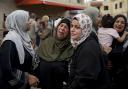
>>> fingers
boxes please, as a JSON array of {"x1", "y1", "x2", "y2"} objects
[{"x1": 28, "y1": 74, "x2": 40, "y2": 87}]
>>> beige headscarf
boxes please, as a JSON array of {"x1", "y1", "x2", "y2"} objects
[{"x1": 71, "y1": 14, "x2": 93, "y2": 48}]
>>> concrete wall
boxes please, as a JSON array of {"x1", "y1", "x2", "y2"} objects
[
  {"x1": 100, "y1": 0, "x2": 128, "y2": 17},
  {"x1": 0, "y1": 0, "x2": 18, "y2": 41},
  {"x1": 0, "y1": 0, "x2": 18, "y2": 30}
]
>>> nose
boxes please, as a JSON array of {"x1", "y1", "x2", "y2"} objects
[
  {"x1": 59, "y1": 26, "x2": 65, "y2": 32},
  {"x1": 118, "y1": 22, "x2": 122, "y2": 26},
  {"x1": 71, "y1": 26, "x2": 75, "y2": 32}
]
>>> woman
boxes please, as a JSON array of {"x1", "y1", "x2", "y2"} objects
[
  {"x1": 65, "y1": 14, "x2": 111, "y2": 89},
  {"x1": 98, "y1": 14, "x2": 128, "y2": 54},
  {"x1": 108, "y1": 14, "x2": 128, "y2": 89},
  {"x1": 83, "y1": 6, "x2": 100, "y2": 33},
  {"x1": 37, "y1": 18, "x2": 74, "y2": 89},
  {"x1": 0, "y1": 10, "x2": 40, "y2": 89},
  {"x1": 38, "y1": 15, "x2": 52, "y2": 40}
]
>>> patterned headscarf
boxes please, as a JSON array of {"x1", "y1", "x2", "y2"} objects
[{"x1": 71, "y1": 14, "x2": 93, "y2": 48}]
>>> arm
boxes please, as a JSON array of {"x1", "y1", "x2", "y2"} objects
[
  {"x1": 0, "y1": 41, "x2": 24, "y2": 88},
  {"x1": 116, "y1": 31, "x2": 128, "y2": 42}
]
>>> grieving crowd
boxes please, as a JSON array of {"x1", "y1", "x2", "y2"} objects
[{"x1": 0, "y1": 6, "x2": 128, "y2": 89}]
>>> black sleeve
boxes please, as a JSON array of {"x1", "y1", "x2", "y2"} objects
[
  {"x1": 69, "y1": 40, "x2": 101, "y2": 89},
  {"x1": 0, "y1": 40, "x2": 24, "y2": 88}
]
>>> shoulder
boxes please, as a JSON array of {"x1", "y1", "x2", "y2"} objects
[
  {"x1": 1, "y1": 40, "x2": 17, "y2": 53},
  {"x1": 79, "y1": 37, "x2": 99, "y2": 52},
  {"x1": 1, "y1": 40, "x2": 15, "y2": 47}
]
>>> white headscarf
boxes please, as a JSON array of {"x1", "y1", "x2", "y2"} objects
[
  {"x1": 71, "y1": 14, "x2": 93, "y2": 48},
  {"x1": 2, "y1": 10, "x2": 35, "y2": 64}
]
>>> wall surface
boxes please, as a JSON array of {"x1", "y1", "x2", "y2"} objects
[{"x1": 0, "y1": 0, "x2": 18, "y2": 29}]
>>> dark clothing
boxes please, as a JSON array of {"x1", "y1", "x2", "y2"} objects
[
  {"x1": 37, "y1": 18, "x2": 74, "y2": 89},
  {"x1": 108, "y1": 39, "x2": 126, "y2": 89},
  {"x1": 0, "y1": 40, "x2": 35, "y2": 89},
  {"x1": 0, "y1": 68, "x2": 3, "y2": 87},
  {"x1": 110, "y1": 44, "x2": 128, "y2": 89},
  {"x1": 66, "y1": 32, "x2": 111, "y2": 89},
  {"x1": 39, "y1": 59, "x2": 69, "y2": 89}
]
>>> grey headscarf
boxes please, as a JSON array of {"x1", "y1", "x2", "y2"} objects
[
  {"x1": 83, "y1": 7, "x2": 99, "y2": 33},
  {"x1": 1, "y1": 10, "x2": 40, "y2": 88},
  {"x1": 3, "y1": 10, "x2": 38, "y2": 65}
]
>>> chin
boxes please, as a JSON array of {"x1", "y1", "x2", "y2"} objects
[{"x1": 72, "y1": 36, "x2": 76, "y2": 40}]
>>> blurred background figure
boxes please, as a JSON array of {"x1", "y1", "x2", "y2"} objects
[
  {"x1": 83, "y1": 6, "x2": 100, "y2": 34},
  {"x1": 28, "y1": 12, "x2": 38, "y2": 48},
  {"x1": 37, "y1": 15, "x2": 52, "y2": 46}
]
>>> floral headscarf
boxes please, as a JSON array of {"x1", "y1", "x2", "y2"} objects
[{"x1": 71, "y1": 14, "x2": 93, "y2": 48}]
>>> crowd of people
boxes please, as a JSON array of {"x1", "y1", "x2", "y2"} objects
[{"x1": 0, "y1": 6, "x2": 128, "y2": 89}]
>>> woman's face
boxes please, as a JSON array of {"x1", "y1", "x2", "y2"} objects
[
  {"x1": 26, "y1": 18, "x2": 33, "y2": 31},
  {"x1": 113, "y1": 17, "x2": 125, "y2": 33},
  {"x1": 71, "y1": 19, "x2": 82, "y2": 41},
  {"x1": 57, "y1": 23, "x2": 69, "y2": 40}
]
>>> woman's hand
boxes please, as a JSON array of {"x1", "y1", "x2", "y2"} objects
[
  {"x1": 101, "y1": 45, "x2": 112, "y2": 54},
  {"x1": 28, "y1": 74, "x2": 39, "y2": 87}
]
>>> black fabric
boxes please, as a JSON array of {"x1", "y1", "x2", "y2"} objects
[
  {"x1": 38, "y1": 59, "x2": 69, "y2": 89},
  {"x1": 58, "y1": 18, "x2": 70, "y2": 30},
  {"x1": 113, "y1": 45, "x2": 128, "y2": 89},
  {"x1": 0, "y1": 49, "x2": 4, "y2": 89},
  {"x1": 66, "y1": 32, "x2": 111, "y2": 89},
  {"x1": 109, "y1": 38, "x2": 128, "y2": 89},
  {"x1": 0, "y1": 40, "x2": 34, "y2": 89}
]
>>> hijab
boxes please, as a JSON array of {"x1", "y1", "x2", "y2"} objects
[
  {"x1": 71, "y1": 14, "x2": 93, "y2": 48},
  {"x1": 83, "y1": 7, "x2": 99, "y2": 33},
  {"x1": 37, "y1": 18, "x2": 74, "y2": 61},
  {"x1": 2, "y1": 10, "x2": 39, "y2": 67}
]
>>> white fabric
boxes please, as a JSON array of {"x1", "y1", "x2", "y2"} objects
[
  {"x1": 54, "y1": 18, "x2": 62, "y2": 28},
  {"x1": 98, "y1": 27, "x2": 120, "y2": 47},
  {"x1": 2, "y1": 10, "x2": 35, "y2": 64},
  {"x1": 71, "y1": 14, "x2": 92, "y2": 48}
]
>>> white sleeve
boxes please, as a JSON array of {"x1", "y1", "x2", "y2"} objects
[{"x1": 109, "y1": 29, "x2": 120, "y2": 38}]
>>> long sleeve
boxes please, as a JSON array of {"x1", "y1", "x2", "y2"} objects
[
  {"x1": 69, "y1": 38, "x2": 102, "y2": 89},
  {"x1": 0, "y1": 40, "x2": 25, "y2": 88}
]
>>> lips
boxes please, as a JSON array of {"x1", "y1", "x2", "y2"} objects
[
  {"x1": 117, "y1": 27, "x2": 122, "y2": 29},
  {"x1": 71, "y1": 33, "x2": 76, "y2": 36},
  {"x1": 58, "y1": 31, "x2": 64, "y2": 35}
]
